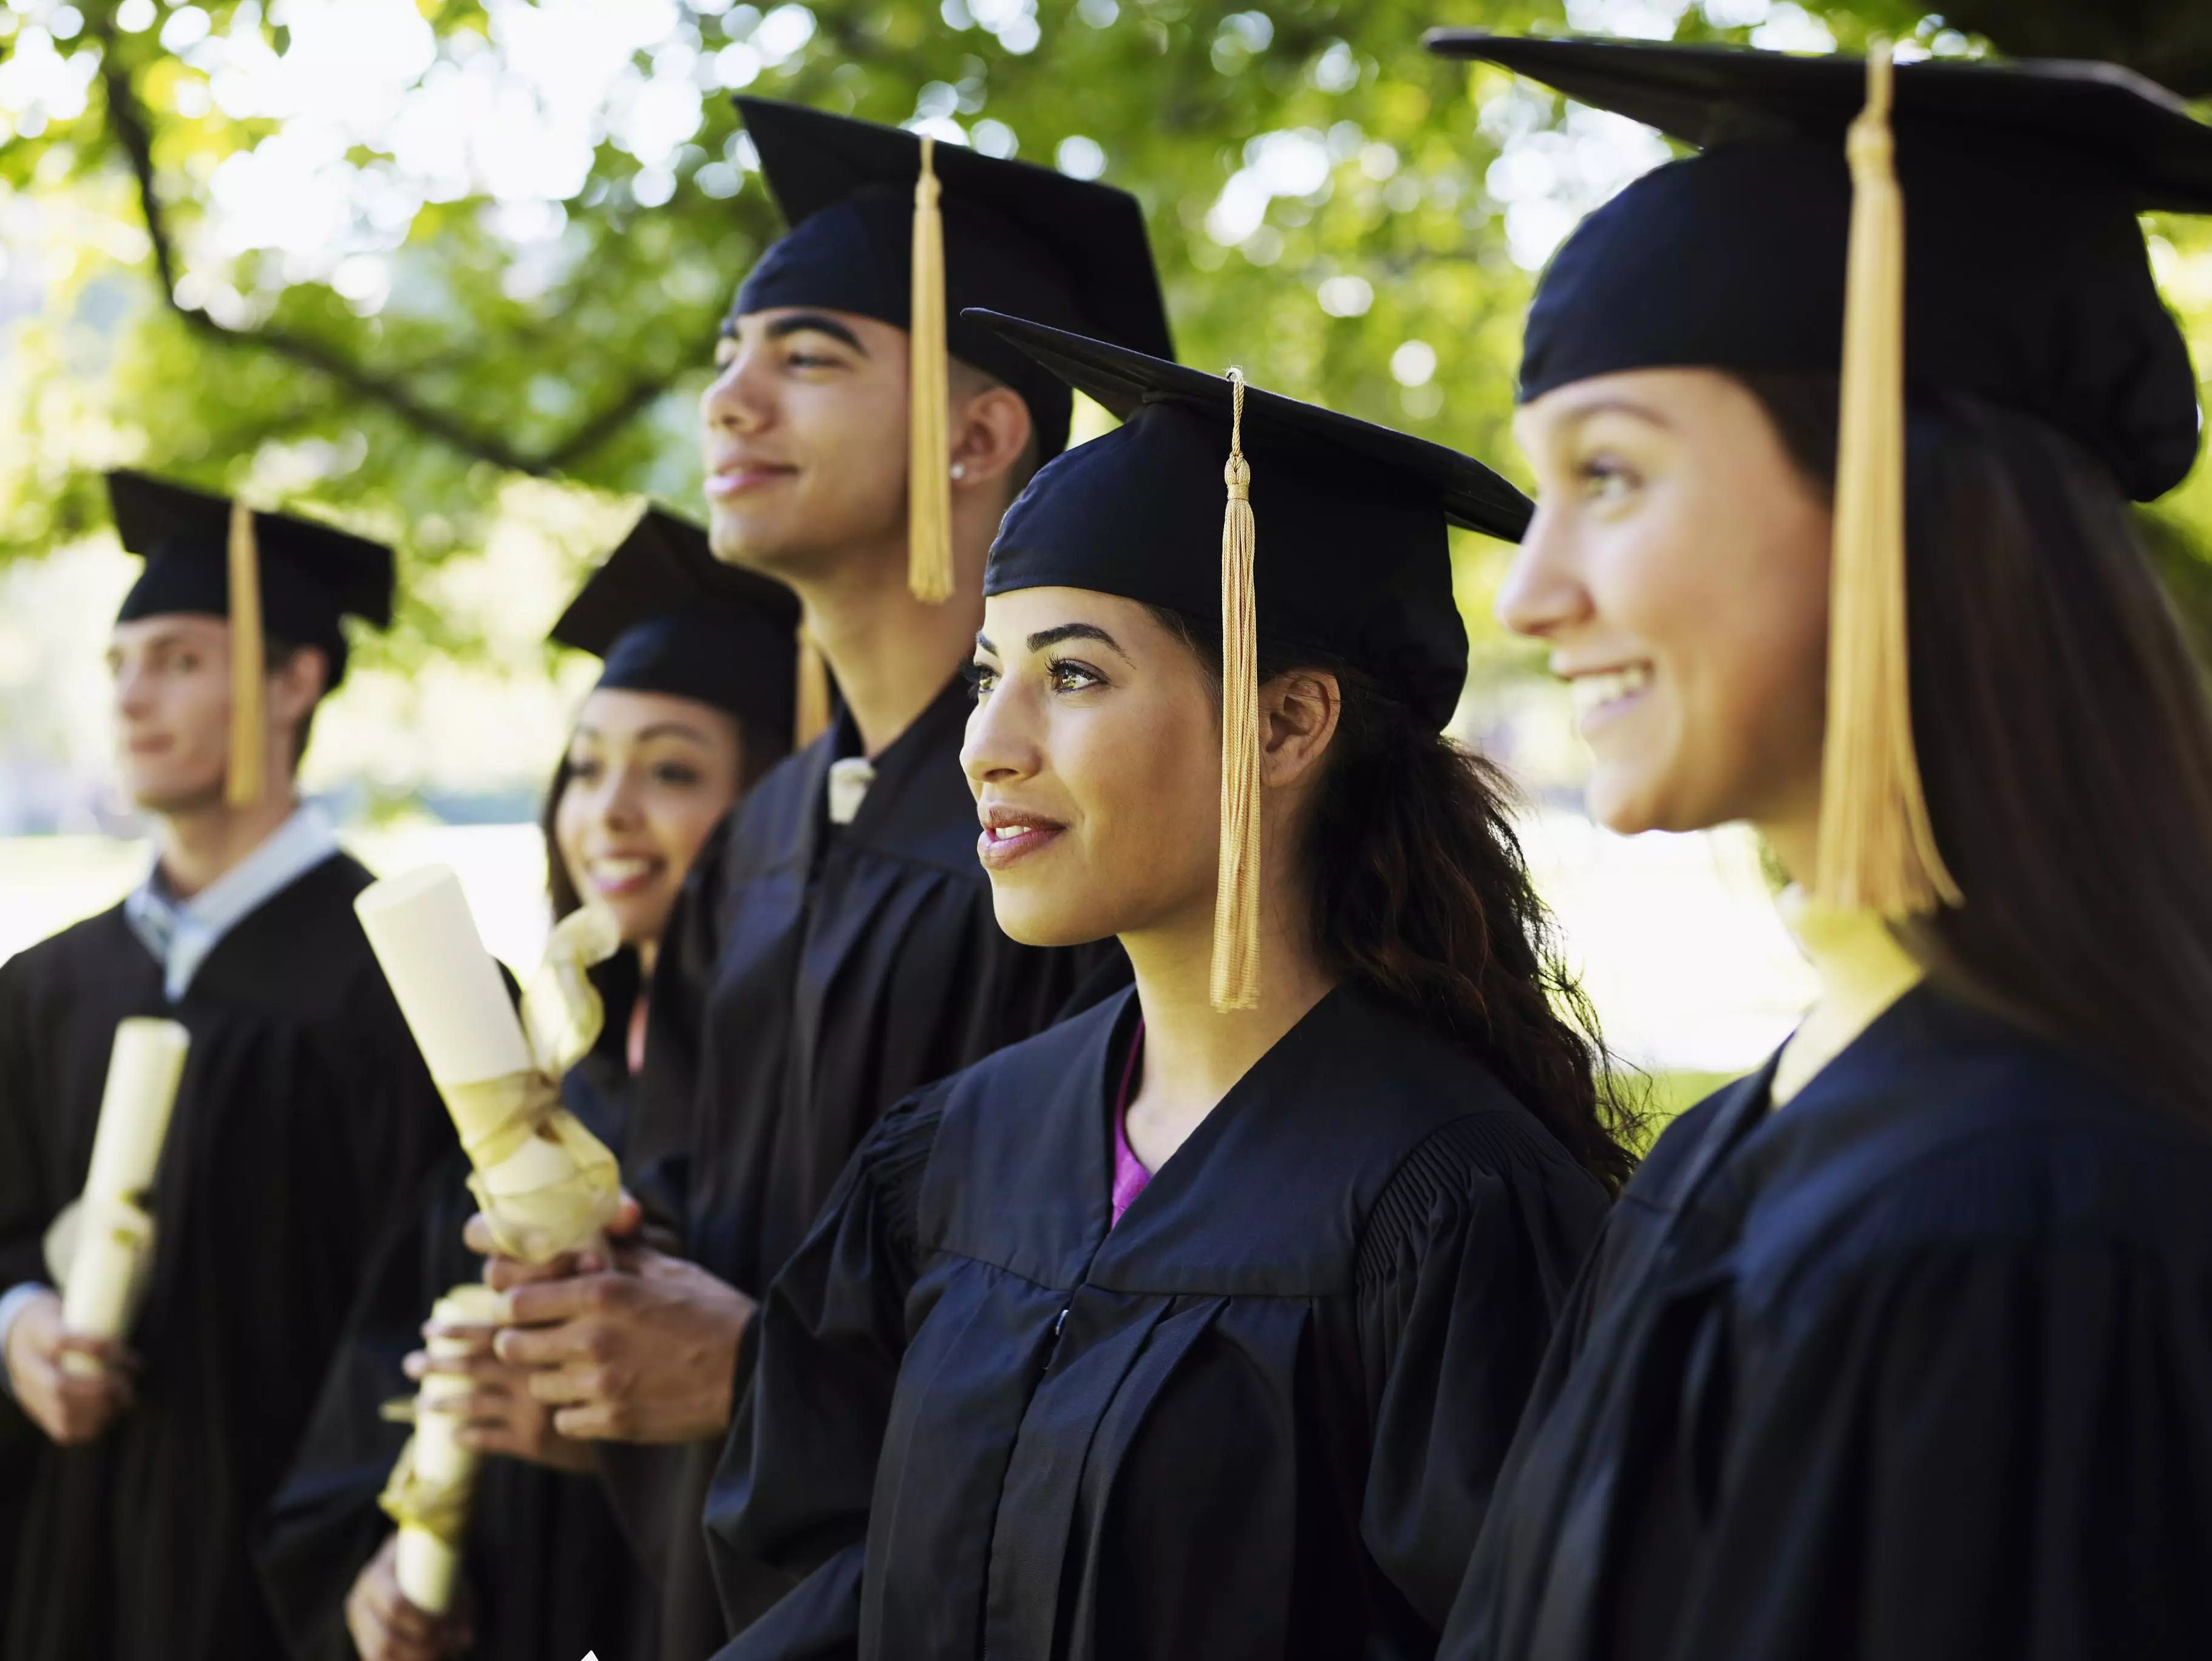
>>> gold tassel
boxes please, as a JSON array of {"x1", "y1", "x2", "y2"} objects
[
  {"x1": 793, "y1": 622, "x2": 831, "y2": 750},
  {"x1": 1814, "y1": 43, "x2": 1961, "y2": 916},
  {"x1": 225, "y1": 498, "x2": 266, "y2": 808},
  {"x1": 907, "y1": 135, "x2": 955, "y2": 604},
  {"x1": 1210, "y1": 369, "x2": 1262, "y2": 1013}
]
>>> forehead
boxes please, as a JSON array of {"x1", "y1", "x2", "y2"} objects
[
  {"x1": 573, "y1": 686, "x2": 735, "y2": 740},
  {"x1": 110, "y1": 613, "x2": 228, "y2": 652}
]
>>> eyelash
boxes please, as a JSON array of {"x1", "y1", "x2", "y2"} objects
[
  {"x1": 964, "y1": 658, "x2": 1107, "y2": 699},
  {"x1": 1577, "y1": 452, "x2": 1641, "y2": 498}
]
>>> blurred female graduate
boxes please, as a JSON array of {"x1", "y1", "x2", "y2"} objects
[
  {"x1": 698, "y1": 316, "x2": 1638, "y2": 1660},
  {"x1": 1421, "y1": 32, "x2": 2212, "y2": 1661},
  {"x1": 257, "y1": 509, "x2": 798, "y2": 1661}
]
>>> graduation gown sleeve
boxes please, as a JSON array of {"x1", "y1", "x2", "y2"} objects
[
  {"x1": 1616, "y1": 1221, "x2": 2212, "y2": 1661},
  {"x1": 702, "y1": 1090, "x2": 947, "y2": 1658},
  {"x1": 1355, "y1": 1114, "x2": 1608, "y2": 1630}
]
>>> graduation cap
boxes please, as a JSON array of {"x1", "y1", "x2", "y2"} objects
[
  {"x1": 1424, "y1": 33, "x2": 2212, "y2": 918},
  {"x1": 731, "y1": 99, "x2": 1174, "y2": 604},
  {"x1": 109, "y1": 469, "x2": 394, "y2": 809},
  {"x1": 550, "y1": 505, "x2": 812, "y2": 749},
  {"x1": 969, "y1": 308, "x2": 1532, "y2": 1010}
]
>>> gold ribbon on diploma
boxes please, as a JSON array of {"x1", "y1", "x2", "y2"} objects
[
  {"x1": 376, "y1": 1427, "x2": 473, "y2": 1547},
  {"x1": 446, "y1": 906, "x2": 625, "y2": 1263}
]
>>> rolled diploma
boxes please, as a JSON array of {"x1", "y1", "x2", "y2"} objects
[
  {"x1": 394, "y1": 1283, "x2": 508, "y2": 1614},
  {"x1": 353, "y1": 866, "x2": 531, "y2": 1093},
  {"x1": 61, "y1": 1018, "x2": 190, "y2": 1372}
]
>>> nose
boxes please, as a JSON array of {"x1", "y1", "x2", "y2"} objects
[
  {"x1": 112, "y1": 657, "x2": 152, "y2": 720},
  {"x1": 1495, "y1": 502, "x2": 1593, "y2": 643},
  {"x1": 591, "y1": 761, "x2": 647, "y2": 831},
  {"x1": 700, "y1": 338, "x2": 771, "y2": 437},
  {"x1": 960, "y1": 676, "x2": 1044, "y2": 793}
]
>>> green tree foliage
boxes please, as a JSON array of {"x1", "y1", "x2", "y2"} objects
[{"x1": 2, "y1": 0, "x2": 2208, "y2": 677}]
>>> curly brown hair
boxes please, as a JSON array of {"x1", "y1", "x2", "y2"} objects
[{"x1": 1154, "y1": 608, "x2": 1644, "y2": 1194}]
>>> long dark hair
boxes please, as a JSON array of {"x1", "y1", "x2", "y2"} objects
[
  {"x1": 1744, "y1": 373, "x2": 2212, "y2": 1128},
  {"x1": 1154, "y1": 609, "x2": 1643, "y2": 1193}
]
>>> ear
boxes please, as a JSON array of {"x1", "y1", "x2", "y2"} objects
[
  {"x1": 948, "y1": 382, "x2": 1035, "y2": 497},
  {"x1": 264, "y1": 644, "x2": 328, "y2": 740},
  {"x1": 1258, "y1": 669, "x2": 1341, "y2": 792}
]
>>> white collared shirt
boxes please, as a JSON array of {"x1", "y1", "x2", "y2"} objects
[{"x1": 123, "y1": 801, "x2": 344, "y2": 1002}]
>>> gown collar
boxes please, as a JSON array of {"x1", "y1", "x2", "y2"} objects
[{"x1": 124, "y1": 801, "x2": 342, "y2": 1001}]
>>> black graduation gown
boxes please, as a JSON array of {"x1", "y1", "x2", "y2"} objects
[
  {"x1": 614, "y1": 675, "x2": 1129, "y2": 1657},
  {"x1": 253, "y1": 959, "x2": 654, "y2": 1661},
  {"x1": 0, "y1": 853, "x2": 454, "y2": 1661},
  {"x1": 1440, "y1": 983, "x2": 2212, "y2": 1661},
  {"x1": 704, "y1": 983, "x2": 1612, "y2": 1661}
]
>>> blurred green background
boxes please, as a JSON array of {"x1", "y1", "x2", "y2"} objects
[{"x1": 1, "y1": 0, "x2": 2208, "y2": 1086}]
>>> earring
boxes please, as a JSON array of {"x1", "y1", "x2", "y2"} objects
[{"x1": 950, "y1": 462, "x2": 967, "y2": 480}]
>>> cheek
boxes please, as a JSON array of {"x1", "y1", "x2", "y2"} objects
[
  {"x1": 1064, "y1": 693, "x2": 1217, "y2": 903},
  {"x1": 553, "y1": 791, "x2": 594, "y2": 874},
  {"x1": 648, "y1": 792, "x2": 729, "y2": 876}
]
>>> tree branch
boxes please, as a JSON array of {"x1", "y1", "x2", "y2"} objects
[{"x1": 93, "y1": 20, "x2": 703, "y2": 482}]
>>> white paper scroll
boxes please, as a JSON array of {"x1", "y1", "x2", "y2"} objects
[
  {"x1": 59, "y1": 1017, "x2": 190, "y2": 1373},
  {"x1": 392, "y1": 1282, "x2": 509, "y2": 1614},
  {"x1": 354, "y1": 865, "x2": 532, "y2": 1091}
]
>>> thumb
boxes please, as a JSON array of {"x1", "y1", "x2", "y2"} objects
[{"x1": 608, "y1": 1192, "x2": 644, "y2": 1238}]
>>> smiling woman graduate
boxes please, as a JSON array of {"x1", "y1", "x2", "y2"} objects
[
  {"x1": 698, "y1": 318, "x2": 1634, "y2": 1661},
  {"x1": 256, "y1": 508, "x2": 798, "y2": 1661},
  {"x1": 1419, "y1": 33, "x2": 2212, "y2": 1661}
]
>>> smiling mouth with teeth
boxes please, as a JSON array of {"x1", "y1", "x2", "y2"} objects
[{"x1": 1569, "y1": 664, "x2": 1653, "y2": 725}]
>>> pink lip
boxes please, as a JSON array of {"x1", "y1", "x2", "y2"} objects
[
  {"x1": 705, "y1": 464, "x2": 795, "y2": 499},
  {"x1": 975, "y1": 822, "x2": 1064, "y2": 870}
]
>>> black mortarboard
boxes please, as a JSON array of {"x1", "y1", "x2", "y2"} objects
[
  {"x1": 1423, "y1": 33, "x2": 2212, "y2": 500},
  {"x1": 551, "y1": 506, "x2": 801, "y2": 743},
  {"x1": 972, "y1": 309, "x2": 1531, "y2": 1011},
  {"x1": 975, "y1": 312, "x2": 1529, "y2": 731},
  {"x1": 109, "y1": 469, "x2": 392, "y2": 686},
  {"x1": 109, "y1": 469, "x2": 395, "y2": 807},
  {"x1": 731, "y1": 99, "x2": 1174, "y2": 468}
]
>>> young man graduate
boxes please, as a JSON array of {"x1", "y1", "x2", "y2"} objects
[
  {"x1": 467, "y1": 100, "x2": 1174, "y2": 1657},
  {"x1": 0, "y1": 471, "x2": 453, "y2": 1661}
]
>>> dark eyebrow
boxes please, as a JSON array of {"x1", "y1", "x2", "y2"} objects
[
  {"x1": 764, "y1": 312, "x2": 867, "y2": 354},
  {"x1": 973, "y1": 632, "x2": 998, "y2": 657},
  {"x1": 1027, "y1": 622, "x2": 1128, "y2": 658}
]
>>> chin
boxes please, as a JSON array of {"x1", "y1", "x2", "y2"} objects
[
  {"x1": 1583, "y1": 765, "x2": 1667, "y2": 837},
  {"x1": 986, "y1": 883, "x2": 1117, "y2": 950},
  {"x1": 129, "y1": 778, "x2": 224, "y2": 816}
]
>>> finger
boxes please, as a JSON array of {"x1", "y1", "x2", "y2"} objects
[
  {"x1": 608, "y1": 1192, "x2": 643, "y2": 1236},
  {"x1": 502, "y1": 1274, "x2": 618, "y2": 1329},
  {"x1": 551, "y1": 1402, "x2": 619, "y2": 1441},
  {"x1": 490, "y1": 1320, "x2": 582, "y2": 1368},
  {"x1": 408, "y1": 1349, "x2": 513, "y2": 1385},
  {"x1": 526, "y1": 1363, "x2": 604, "y2": 1408},
  {"x1": 419, "y1": 1320, "x2": 502, "y2": 1351},
  {"x1": 54, "y1": 1334, "x2": 140, "y2": 1373}
]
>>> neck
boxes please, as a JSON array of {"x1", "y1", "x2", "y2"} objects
[
  {"x1": 154, "y1": 788, "x2": 299, "y2": 901},
  {"x1": 792, "y1": 517, "x2": 990, "y2": 759},
  {"x1": 1770, "y1": 884, "x2": 1925, "y2": 1105},
  {"x1": 1118, "y1": 891, "x2": 1338, "y2": 1168},
  {"x1": 635, "y1": 938, "x2": 658, "y2": 980}
]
